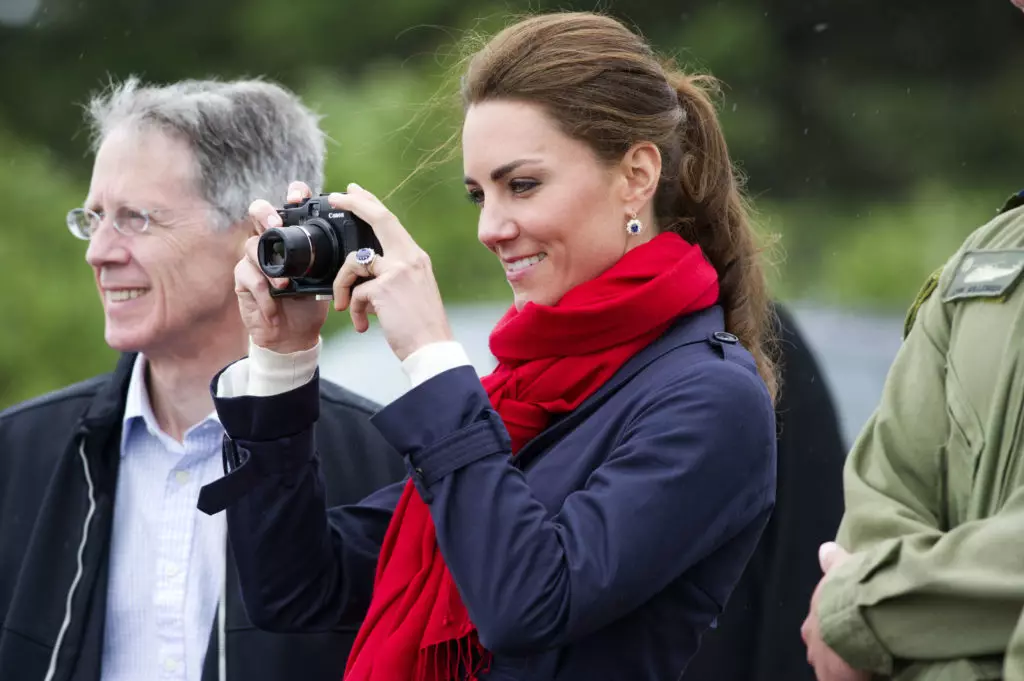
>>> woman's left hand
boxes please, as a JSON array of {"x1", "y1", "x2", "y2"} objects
[{"x1": 328, "y1": 182, "x2": 454, "y2": 361}]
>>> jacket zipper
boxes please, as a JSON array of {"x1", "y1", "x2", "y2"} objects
[
  {"x1": 218, "y1": 545, "x2": 227, "y2": 681},
  {"x1": 43, "y1": 438, "x2": 98, "y2": 681}
]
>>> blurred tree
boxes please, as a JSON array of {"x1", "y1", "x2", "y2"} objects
[
  {"x1": 1, "y1": 0, "x2": 1021, "y2": 199},
  {"x1": 0, "y1": 0, "x2": 1022, "y2": 408}
]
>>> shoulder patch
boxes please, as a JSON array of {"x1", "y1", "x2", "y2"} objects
[
  {"x1": 998, "y1": 190, "x2": 1024, "y2": 215},
  {"x1": 904, "y1": 265, "x2": 942, "y2": 339},
  {"x1": 941, "y1": 249, "x2": 1024, "y2": 303}
]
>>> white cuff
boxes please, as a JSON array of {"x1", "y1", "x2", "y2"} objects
[
  {"x1": 215, "y1": 338, "x2": 321, "y2": 398},
  {"x1": 401, "y1": 341, "x2": 472, "y2": 388}
]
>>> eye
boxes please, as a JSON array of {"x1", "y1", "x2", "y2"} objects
[
  {"x1": 116, "y1": 206, "x2": 150, "y2": 231},
  {"x1": 466, "y1": 187, "x2": 484, "y2": 207},
  {"x1": 509, "y1": 179, "x2": 539, "y2": 195}
]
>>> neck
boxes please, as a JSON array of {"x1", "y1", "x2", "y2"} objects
[{"x1": 143, "y1": 315, "x2": 248, "y2": 442}]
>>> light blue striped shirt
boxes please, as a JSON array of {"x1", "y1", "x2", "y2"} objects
[{"x1": 102, "y1": 355, "x2": 226, "y2": 681}]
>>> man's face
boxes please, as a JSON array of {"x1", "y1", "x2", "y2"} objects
[{"x1": 83, "y1": 126, "x2": 248, "y2": 356}]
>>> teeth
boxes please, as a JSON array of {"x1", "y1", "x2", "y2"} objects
[
  {"x1": 106, "y1": 289, "x2": 148, "y2": 302},
  {"x1": 506, "y1": 253, "x2": 546, "y2": 273}
]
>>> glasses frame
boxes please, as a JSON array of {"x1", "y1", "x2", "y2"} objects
[{"x1": 65, "y1": 205, "x2": 228, "y2": 240}]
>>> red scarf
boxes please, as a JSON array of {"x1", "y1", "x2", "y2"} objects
[{"x1": 344, "y1": 232, "x2": 719, "y2": 681}]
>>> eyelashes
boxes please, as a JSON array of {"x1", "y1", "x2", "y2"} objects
[{"x1": 465, "y1": 179, "x2": 540, "y2": 207}]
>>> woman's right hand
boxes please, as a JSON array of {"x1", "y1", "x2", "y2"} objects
[{"x1": 234, "y1": 184, "x2": 329, "y2": 354}]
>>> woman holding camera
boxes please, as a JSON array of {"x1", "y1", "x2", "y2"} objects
[{"x1": 199, "y1": 12, "x2": 778, "y2": 681}]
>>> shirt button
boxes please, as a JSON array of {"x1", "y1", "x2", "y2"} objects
[
  {"x1": 163, "y1": 657, "x2": 179, "y2": 672},
  {"x1": 166, "y1": 563, "x2": 180, "y2": 578},
  {"x1": 174, "y1": 470, "x2": 190, "y2": 485}
]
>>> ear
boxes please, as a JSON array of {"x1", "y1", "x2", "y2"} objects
[{"x1": 617, "y1": 141, "x2": 661, "y2": 210}]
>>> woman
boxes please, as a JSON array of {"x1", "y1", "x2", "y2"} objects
[{"x1": 199, "y1": 12, "x2": 778, "y2": 681}]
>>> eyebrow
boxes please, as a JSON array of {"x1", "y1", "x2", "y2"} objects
[{"x1": 464, "y1": 158, "x2": 541, "y2": 185}]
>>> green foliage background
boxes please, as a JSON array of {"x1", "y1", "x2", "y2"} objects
[{"x1": 1, "y1": 0, "x2": 1022, "y2": 408}]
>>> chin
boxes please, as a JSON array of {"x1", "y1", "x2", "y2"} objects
[
  {"x1": 513, "y1": 285, "x2": 565, "y2": 310},
  {"x1": 103, "y1": 323, "x2": 151, "y2": 354}
]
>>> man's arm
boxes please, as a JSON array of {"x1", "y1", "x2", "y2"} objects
[{"x1": 817, "y1": 265, "x2": 1024, "y2": 675}]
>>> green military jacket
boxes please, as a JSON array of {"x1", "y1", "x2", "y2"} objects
[{"x1": 817, "y1": 197, "x2": 1024, "y2": 681}]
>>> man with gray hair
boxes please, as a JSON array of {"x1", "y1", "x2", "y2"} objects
[{"x1": 0, "y1": 77, "x2": 405, "y2": 681}]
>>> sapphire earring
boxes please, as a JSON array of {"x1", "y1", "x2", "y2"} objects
[{"x1": 625, "y1": 212, "x2": 643, "y2": 236}]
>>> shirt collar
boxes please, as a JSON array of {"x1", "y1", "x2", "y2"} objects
[{"x1": 120, "y1": 354, "x2": 221, "y2": 457}]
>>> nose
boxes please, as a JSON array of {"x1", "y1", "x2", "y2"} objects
[
  {"x1": 85, "y1": 217, "x2": 132, "y2": 269},
  {"x1": 477, "y1": 203, "x2": 519, "y2": 251}
]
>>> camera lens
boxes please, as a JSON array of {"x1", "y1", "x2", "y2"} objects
[
  {"x1": 257, "y1": 227, "x2": 314, "y2": 278},
  {"x1": 268, "y1": 241, "x2": 286, "y2": 268}
]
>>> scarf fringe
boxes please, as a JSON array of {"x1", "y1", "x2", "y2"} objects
[{"x1": 412, "y1": 635, "x2": 492, "y2": 681}]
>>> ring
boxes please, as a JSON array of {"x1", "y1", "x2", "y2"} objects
[{"x1": 355, "y1": 248, "x2": 377, "y2": 273}]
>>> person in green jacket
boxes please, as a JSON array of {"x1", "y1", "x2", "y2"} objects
[{"x1": 799, "y1": 187, "x2": 1024, "y2": 681}]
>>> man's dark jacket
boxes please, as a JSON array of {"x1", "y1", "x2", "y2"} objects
[
  {"x1": 0, "y1": 352, "x2": 406, "y2": 681},
  {"x1": 681, "y1": 302, "x2": 847, "y2": 681}
]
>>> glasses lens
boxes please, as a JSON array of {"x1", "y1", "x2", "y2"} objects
[
  {"x1": 114, "y1": 207, "x2": 148, "y2": 233},
  {"x1": 67, "y1": 209, "x2": 95, "y2": 240}
]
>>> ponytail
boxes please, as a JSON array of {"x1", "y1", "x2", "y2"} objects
[{"x1": 659, "y1": 72, "x2": 779, "y2": 403}]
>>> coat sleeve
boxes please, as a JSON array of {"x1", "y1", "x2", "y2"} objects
[
  {"x1": 197, "y1": 370, "x2": 403, "y2": 632},
  {"x1": 371, "y1": 362, "x2": 776, "y2": 656},
  {"x1": 818, "y1": 261, "x2": 1024, "y2": 675}
]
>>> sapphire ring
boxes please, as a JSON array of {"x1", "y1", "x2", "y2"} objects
[{"x1": 354, "y1": 247, "x2": 377, "y2": 274}]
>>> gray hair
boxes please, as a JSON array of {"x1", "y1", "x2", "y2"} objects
[{"x1": 85, "y1": 76, "x2": 326, "y2": 230}]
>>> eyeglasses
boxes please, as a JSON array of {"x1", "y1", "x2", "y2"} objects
[{"x1": 66, "y1": 205, "x2": 219, "y2": 240}]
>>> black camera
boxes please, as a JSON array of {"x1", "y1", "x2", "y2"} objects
[{"x1": 256, "y1": 194, "x2": 382, "y2": 297}]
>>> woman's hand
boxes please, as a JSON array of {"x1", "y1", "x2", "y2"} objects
[
  {"x1": 234, "y1": 182, "x2": 330, "y2": 354},
  {"x1": 293, "y1": 181, "x2": 453, "y2": 361}
]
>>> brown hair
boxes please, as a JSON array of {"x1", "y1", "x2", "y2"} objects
[{"x1": 460, "y1": 12, "x2": 779, "y2": 401}]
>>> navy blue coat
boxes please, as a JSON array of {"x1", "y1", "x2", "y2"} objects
[{"x1": 198, "y1": 305, "x2": 777, "y2": 680}]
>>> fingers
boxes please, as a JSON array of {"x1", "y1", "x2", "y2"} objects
[
  {"x1": 818, "y1": 542, "x2": 846, "y2": 573},
  {"x1": 243, "y1": 235, "x2": 289, "y2": 290},
  {"x1": 327, "y1": 183, "x2": 417, "y2": 255},
  {"x1": 334, "y1": 249, "x2": 381, "y2": 330},
  {"x1": 349, "y1": 284, "x2": 376, "y2": 333},
  {"x1": 248, "y1": 199, "x2": 282, "y2": 234},
  {"x1": 234, "y1": 253, "x2": 279, "y2": 323},
  {"x1": 333, "y1": 249, "x2": 376, "y2": 311},
  {"x1": 285, "y1": 181, "x2": 313, "y2": 205},
  {"x1": 249, "y1": 181, "x2": 311, "y2": 234}
]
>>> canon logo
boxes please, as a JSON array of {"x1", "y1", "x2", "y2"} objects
[{"x1": 328, "y1": 212, "x2": 345, "y2": 219}]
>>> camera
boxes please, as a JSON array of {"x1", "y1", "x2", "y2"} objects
[{"x1": 256, "y1": 193, "x2": 382, "y2": 297}]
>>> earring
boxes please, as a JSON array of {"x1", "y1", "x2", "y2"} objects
[{"x1": 625, "y1": 212, "x2": 644, "y2": 236}]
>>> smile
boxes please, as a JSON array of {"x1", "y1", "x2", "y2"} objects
[
  {"x1": 504, "y1": 253, "x2": 547, "y2": 273},
  {"x1": 105, "y1": 288, "x2": 149, "y2": 302}
]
